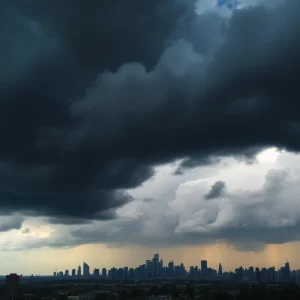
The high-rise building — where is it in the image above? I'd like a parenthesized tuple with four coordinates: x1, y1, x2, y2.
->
(201, 260, 208, 278)
(124, 267, 129, 278)
(255, 267, 261, 281)
(218, 263, 223, 276)
(284, 261, 291, 280)
(5, 273, 20, 299)
(83, 262, 90, 277)
(201, 260, 208, 270)
(152, 254, 159, 277)
(168, 261, 174, 277)
(102, 268, 107, 278)
(93, 268, 100, 276)
(77, 265, 82, 277)
(146, 260, 152, 278)
(72, 269, 76, 276)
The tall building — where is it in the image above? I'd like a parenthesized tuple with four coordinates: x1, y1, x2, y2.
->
(218, 263, 223, 276)
(284, 261, 291, 280)
(124, 267, 129, 278)
(201, 260, 208, 278)
(93, 268, 100, 276)
(201, 260, 208, 271)
(168, 261, 174, 277)
(255, 267, 261, 282)
(146, 260, 152, 278)
(72, 269, 76, 276)
(102, 268, 107, 278)
(77, 265, 82, 277)
(5, 273, 20, 299)
(83, 262, 90, 277)
(152, 254, 159, 277)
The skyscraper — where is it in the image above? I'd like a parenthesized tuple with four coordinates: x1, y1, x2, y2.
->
(168, 261, 174, 277)
(201, 260, 208, 278)
(201, 260, 208, 271)
(152, 254, 159, 277)
(102, 268, 107, 278)
(218, 263, 223, 276)
(146, 260, 152, 278)
(83, 262, 90, 277)
(77, 265, 82, 277)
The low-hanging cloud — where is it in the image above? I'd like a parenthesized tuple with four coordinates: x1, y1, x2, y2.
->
(3, 150, 300, 252)
(0, 0, 300, 227)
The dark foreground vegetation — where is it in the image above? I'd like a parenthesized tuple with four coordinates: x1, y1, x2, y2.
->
(1, 281, 300, 300)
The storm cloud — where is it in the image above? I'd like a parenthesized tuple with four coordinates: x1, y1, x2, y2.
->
(7, 150, 300, 252)
(1, 0, 300, 226)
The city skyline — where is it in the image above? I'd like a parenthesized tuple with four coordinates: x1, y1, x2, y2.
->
(48, 252, 298, 285)
(2, 241, 300, 276)
(53, 253, 296, 280)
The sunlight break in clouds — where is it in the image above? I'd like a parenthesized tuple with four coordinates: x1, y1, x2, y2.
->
(2, 147, 300, 255)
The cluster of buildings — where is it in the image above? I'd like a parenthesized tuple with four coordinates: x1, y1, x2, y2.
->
(54, 254, 217, 280)
(53, 254, 300, 282)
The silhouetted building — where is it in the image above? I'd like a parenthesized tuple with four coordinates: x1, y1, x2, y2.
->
(102, 268, 107, 278)
(146, 260, 152, 278)
(71, 269, 76, 276)
(201, 260, 207, 270)
(153, 254, 159, 277)
(5, 273, 20, 299)
(218, 263, 223, 276)
(201, 260, 208, 278)
(83, 262, 90, 277)
(255, 267, 261, 282)
(284, 261, 291, 280)
(77, 265, 82, 277)
(168, 261, 174, 277)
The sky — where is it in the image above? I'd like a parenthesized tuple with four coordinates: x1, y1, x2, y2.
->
(1, 0, 300, 275)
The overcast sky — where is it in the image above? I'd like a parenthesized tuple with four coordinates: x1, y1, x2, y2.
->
(1, 0, 300, 275)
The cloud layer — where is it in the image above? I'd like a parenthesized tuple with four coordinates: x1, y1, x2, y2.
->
(1, 0, 300, 233)
(1, 148, 300, 252)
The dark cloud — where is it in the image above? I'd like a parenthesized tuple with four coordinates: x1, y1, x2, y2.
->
(25, 167, 300, 252)
(1, 0, 300, 224)
(174, 156, 221, 175)
(204, 181, 226, 200)
(0, 215, 24, 232)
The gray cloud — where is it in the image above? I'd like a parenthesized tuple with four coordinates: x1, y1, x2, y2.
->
(204, 181, 226, 200)
(7, 156, 300, 252)
(0, 0, 300, 226)
(0, 215, 24, 232)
